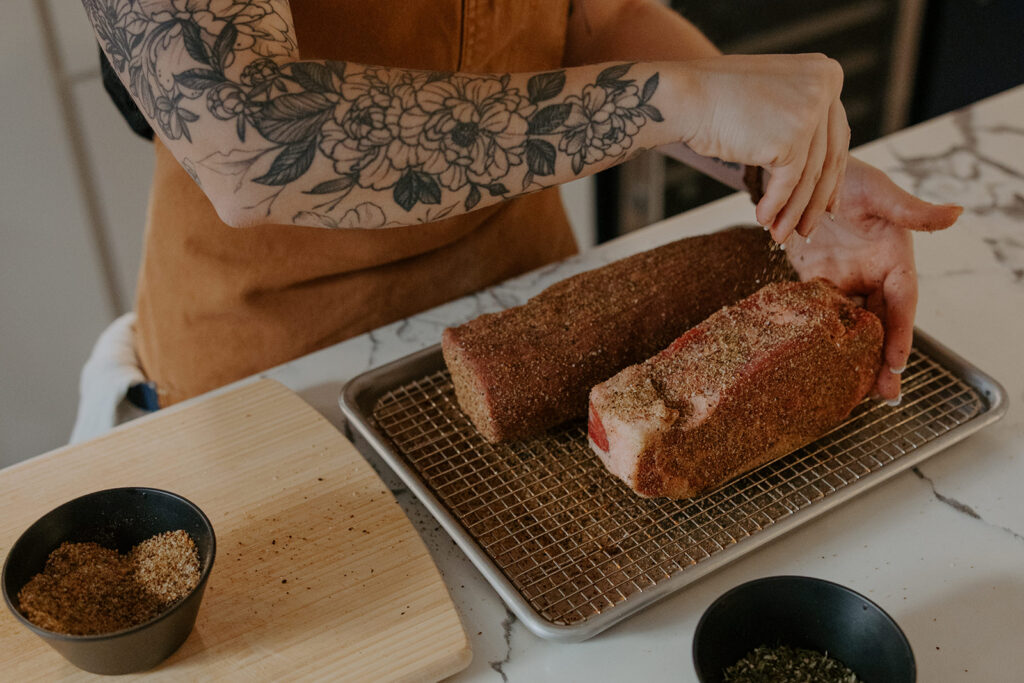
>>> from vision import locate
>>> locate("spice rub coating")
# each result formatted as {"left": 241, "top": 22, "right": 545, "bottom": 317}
{"left": 443, "top": 226, "right": 781, "bottom": 442}
{"left": 588, "top": 278, "right": 883, "bottom": 499}
{"left": 17, "top": 531, "right": 201, "bottom": 636}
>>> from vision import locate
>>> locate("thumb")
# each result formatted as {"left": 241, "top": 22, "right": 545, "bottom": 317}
{"left": 868, "top": 173, "right": 963, "bottom": 232}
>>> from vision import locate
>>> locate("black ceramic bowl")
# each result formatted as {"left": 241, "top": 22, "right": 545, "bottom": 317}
{"left": 2, "top": 487, "right": 215, "bottom": 675}
{"left": 693, "top": 575, "right": 915, "bottom": 683}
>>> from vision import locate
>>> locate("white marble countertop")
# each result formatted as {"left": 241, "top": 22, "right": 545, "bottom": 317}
{"left": 257, "top": 85, "right": 1024, "bottom": 682}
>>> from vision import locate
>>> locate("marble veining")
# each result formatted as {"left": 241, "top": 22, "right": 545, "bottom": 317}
{"left": 982, "top": 236, "right": 1024, "bottom": 283}
{"left": 489, "top": 608, "right": 518, "bottom": 682}
{"left": 365, "top": 329, "right": 396, "bottom": 374}
{"left": 917, "top": 267, "right": 983, "bottom": 280}
{"left": 886, "top": 97, "right": 1024, "bottom": 291}
{"left": 889, "top": 108, "right": 1024, "bottom": 219}
{"left": 912, "top": 467, "right": 1024, "bottom": 544}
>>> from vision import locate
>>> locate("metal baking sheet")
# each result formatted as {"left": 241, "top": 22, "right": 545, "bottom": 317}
{"left": 339, "top": 329, "right": 1007, "bottom": 641}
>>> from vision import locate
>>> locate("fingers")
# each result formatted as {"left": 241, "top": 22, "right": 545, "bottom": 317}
{"left": 828, "top": 153, "right": 847, "bottom": 220}
{"left": 901, "top": 201, "right": 963, "bottom": 233}
{"left": 770, "top": 117, "right": 828, "bottom": 243}
{"left": 824, "top": 100, "right": 850, "bottom": 214}
{"left": 863, "top": 289, "right": 896, "bottom": 400}
{"left": 757, "top": 63, "right": 849, "bottom": 243}
{"left": 865, "top": 287, "right": 887, "bottom": 332}
{"left": 874, "top": 363, "right": 901, "bottom": 402}
{"left": 755, "top": 139, "right": 809, "bottom": 231}
{"left": 882, "top": 266, "right": 918, "bottom": 371}
{"left": 872, "top": 266, "right": 919, "bottom": 402}
{"left": 860, "top": 164, "right": 964, "bottom": 232}
{"left": 791, "top": 100, "right": 848, "bottom": 239}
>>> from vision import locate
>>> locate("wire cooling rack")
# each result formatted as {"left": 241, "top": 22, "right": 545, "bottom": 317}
{"left": 341, "top": 330, "right": 1005, "bottom": 641}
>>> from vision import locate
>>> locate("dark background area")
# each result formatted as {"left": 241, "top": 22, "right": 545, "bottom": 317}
{"left": 597, "top": 0, "right": 1024, "bottom": 243}
{"left": 912, "top": 0, "right": 1024, "bottom": 121}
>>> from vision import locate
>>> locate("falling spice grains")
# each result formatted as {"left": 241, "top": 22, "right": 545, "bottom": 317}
{"left": 724, "top": 644, "right": 860, "bottom": 682}
{"left": 17, "top": 530, "right": 200, "bottom": 636}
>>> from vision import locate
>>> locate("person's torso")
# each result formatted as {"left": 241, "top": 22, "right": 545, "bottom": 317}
{"left": 136, "top": 0, "right": 577, "bottom": 405}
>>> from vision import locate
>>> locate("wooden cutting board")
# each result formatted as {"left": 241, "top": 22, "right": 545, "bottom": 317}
{"left": 0, "top": 379, "right": 471, "bottom": 681}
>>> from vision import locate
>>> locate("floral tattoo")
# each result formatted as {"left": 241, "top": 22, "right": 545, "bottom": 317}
{"left": 84, "top": 0, "right": 664, "bottom": 227}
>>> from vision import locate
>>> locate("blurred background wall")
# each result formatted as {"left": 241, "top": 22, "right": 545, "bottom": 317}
{"left": 1, "top": 0, "right": 1021, "bottom": 467}
{"left": 2, "top": 1, "right": 150, "bottom": 467}
{"left": 600, "top": 0, "right": 1024, "bottom": 239}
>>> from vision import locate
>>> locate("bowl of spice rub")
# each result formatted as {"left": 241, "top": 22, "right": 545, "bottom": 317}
{"left": 693, "top": 575, "right": 915, "bottom": 683}
{"left": 2, "top": 487, "right": 215, "bottom": 674}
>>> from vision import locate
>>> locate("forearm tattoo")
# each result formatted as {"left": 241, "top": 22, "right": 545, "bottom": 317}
{"left": 84, "top": 0, "right": 664, "bottom": 227}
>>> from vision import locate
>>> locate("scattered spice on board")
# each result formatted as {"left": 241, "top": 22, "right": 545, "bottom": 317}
{"left": 724, "top": 644, "right": 860, "bottom": 682}
{"left": 17, "top": 530, "right": 200, "bottom": 636}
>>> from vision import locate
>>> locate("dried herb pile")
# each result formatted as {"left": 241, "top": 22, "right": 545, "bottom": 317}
{"left": 724, "top": 644, "right": 860, "bottom": 682}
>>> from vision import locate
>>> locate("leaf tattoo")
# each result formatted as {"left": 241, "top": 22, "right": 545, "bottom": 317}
{"left": 527, "top": 70, "right": 566, "bottom": 103}
{"left": 84, "top": 0, "right": 664, "bottom": 227}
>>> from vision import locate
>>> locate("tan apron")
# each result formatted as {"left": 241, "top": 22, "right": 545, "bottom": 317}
{"left": 136, "top": 0, "right": 577, "bottom": 406}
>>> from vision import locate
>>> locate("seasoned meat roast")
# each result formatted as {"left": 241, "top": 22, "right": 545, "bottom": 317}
{"left": 588, "top": 278, "right": 883, "bottom": 499}
{"left": 442, "top": 226, "right": 779, "bottom": 442}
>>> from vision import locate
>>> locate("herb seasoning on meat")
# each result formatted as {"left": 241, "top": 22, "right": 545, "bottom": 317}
{"left": 724, "top": 644, "right": 860, "bottom": 682}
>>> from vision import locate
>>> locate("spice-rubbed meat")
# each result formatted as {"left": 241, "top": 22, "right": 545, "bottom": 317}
{"left": 442, "top": 226, "right": 781, "bottom": 442}
{"left": 588, "top": 278, "right": 882, "bottom": 499}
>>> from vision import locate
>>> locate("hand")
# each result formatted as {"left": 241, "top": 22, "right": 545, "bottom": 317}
{"left": 678, "top": 53, "right": 850, "bottom": 243}
{"left": 784, "top": 157, "right": 962, "bottom": 401}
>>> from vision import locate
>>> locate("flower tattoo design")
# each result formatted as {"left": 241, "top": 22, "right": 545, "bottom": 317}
{"left": 84, "top": 0, "right": 664, "bottom": 227}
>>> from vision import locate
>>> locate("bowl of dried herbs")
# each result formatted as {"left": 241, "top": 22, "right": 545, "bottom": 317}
{"left": 2, "top": 487, "right": 215, "bottom": 674}
{"left": 693, "top": 575, "right": 914, "bottom": 682}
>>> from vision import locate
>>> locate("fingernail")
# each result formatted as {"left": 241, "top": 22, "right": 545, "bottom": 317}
{"left": 889, "top": 365, "right": 906, "bottom": 375}
{"left": 886, "top": 393, "right": 903, "bottom": 407}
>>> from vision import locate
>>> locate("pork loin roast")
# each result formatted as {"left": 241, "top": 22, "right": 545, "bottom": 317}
{"left": 588, "top": 278, "right": 883, "bottom": 499}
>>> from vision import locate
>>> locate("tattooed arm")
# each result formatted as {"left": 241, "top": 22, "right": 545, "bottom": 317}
{"left": 84, "top": 0, "right": 846, "bottom": 234}
{"left": 84, "top": 0, "right": 680, "bottom": 228}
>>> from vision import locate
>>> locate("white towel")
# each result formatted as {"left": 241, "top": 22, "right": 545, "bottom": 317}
{"left": 69, "top": 312, "right": 150, "bottom": 444}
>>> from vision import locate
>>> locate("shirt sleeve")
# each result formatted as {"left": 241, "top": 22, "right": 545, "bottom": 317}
{"left": 99, "top": 46, "right": 153, "bottom": 141}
